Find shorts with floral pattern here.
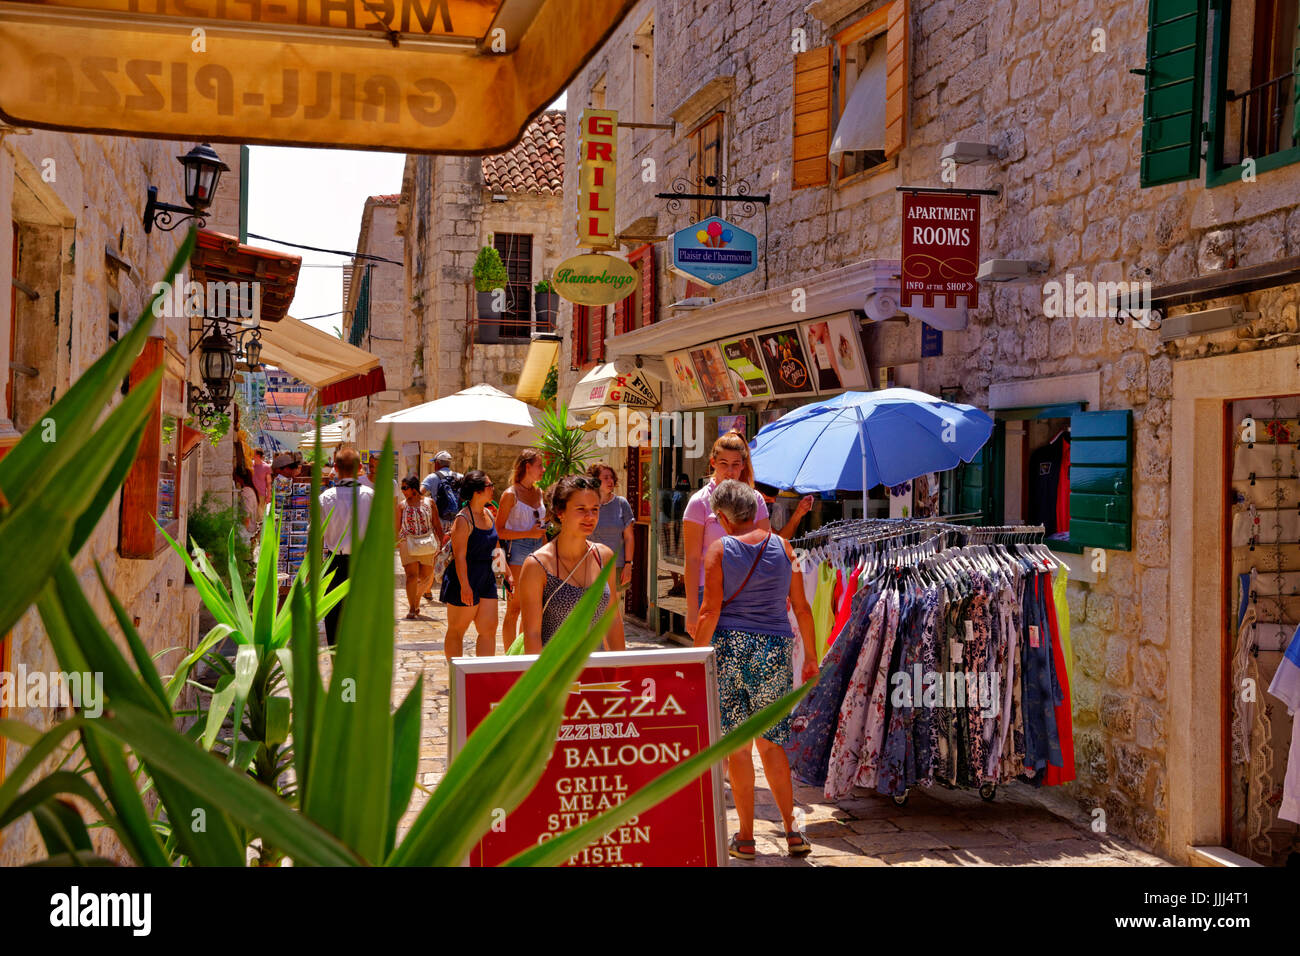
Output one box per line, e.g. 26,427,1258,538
711,627,795,745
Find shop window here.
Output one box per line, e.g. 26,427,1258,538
119,338,186,559
792,0,909,190
492,232,533,340
688,113,724,222
1141,0,1300,187
970,408,1133,553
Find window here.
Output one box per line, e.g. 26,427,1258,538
964,408,1133,553
1210,0,1300,182
688,113,724,222
617,244,657,334
492,232,533,340
1140,0,1300,186
792,0,909,189
572,304,589,367
634,15,655,124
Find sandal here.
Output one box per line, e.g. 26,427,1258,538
727,835,756,861
405,610,420,620
784,830,813,857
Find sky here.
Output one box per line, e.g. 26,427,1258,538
245,146,406,335
247,93,566,338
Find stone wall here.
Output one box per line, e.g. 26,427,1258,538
1,128,213,864
557,0,1300,859
344,199,406,451
400,146,565,482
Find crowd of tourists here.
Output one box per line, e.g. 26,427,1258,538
235,432,818,859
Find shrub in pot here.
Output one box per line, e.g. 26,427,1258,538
473,244,508,342
533,279,559,331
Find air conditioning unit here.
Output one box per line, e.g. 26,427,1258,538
1158,305,1258,342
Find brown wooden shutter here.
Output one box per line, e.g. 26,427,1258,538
592,306,606,362
614,294,629,335
627,243,657,328
884,0,909,159
793,45,833,189
572,304,589,366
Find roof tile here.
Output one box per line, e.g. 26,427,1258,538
482,110,565,196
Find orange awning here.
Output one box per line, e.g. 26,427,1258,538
258,316,386,405
0,0,637,153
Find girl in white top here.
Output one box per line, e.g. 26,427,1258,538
496,448,548,649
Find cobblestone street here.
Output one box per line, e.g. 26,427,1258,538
387,564,1167,867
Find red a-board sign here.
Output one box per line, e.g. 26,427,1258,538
900,191,981,309
450,648,726,867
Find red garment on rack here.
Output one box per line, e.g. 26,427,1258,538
1055,439,1071,535
827,566,861,648
1043,575,1076,785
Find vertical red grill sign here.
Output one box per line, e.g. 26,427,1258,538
451,649,726,866
900,192,981,308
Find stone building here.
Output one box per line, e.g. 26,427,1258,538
398,111,565,480
557,0,1300,865
341,194,406,453
0,129,247,863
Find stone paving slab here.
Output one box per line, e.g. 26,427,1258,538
386,558,1169,867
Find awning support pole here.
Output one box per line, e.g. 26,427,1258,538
856,405,869,517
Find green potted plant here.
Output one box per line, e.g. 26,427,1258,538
473,243,509,343
534,278,559,331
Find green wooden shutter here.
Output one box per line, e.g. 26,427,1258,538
958,420,1004,524
1068,410,1133,551
1139,0,1208,187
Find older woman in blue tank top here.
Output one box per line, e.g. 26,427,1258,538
694,479,818,861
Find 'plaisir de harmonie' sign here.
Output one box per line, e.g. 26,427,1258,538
900,192,981,308
451,649,726,867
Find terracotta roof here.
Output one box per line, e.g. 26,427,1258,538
368,194,401,205
264,390,309,408
482,110,565,196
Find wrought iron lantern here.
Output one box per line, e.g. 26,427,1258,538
143,143,230,234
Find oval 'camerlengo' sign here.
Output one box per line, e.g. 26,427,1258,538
553,253,638,307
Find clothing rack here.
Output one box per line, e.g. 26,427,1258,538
785,516,1073,807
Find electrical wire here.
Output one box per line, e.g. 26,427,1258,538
246,231,403,266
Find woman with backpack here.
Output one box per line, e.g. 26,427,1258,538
440,470,510,663
496,448,548,650
693,479,819,861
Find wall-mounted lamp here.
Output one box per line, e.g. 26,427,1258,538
940,141,1004,165
143,143,229,234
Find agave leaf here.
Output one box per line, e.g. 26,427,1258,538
226,525,256,641
26,852,118,867
301,435,396,863
164,622,234,706
159,523,242,637
94,562,170,713
0,718,88,821
289,582,323,808
0,368,162,640
225,645,260,767
32,798,94,858
0,229,195,516
504,682,812,867
202,675,238,752
98,696,363,866
388,560,617,867
265,695,291,749
386,674,423,859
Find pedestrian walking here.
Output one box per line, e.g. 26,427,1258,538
587,463,635,589
396,475,439,619
421,449,461,598
318,446,373,647
496,448,548,648
251,447,272,504
693,479,819,860
519,474,626,654
683,430,771,639
441,470,509,662
233,462,261,546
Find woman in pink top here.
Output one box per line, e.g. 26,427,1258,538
683,431,772,638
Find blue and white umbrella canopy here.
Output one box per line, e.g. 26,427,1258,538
750,388,994,493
